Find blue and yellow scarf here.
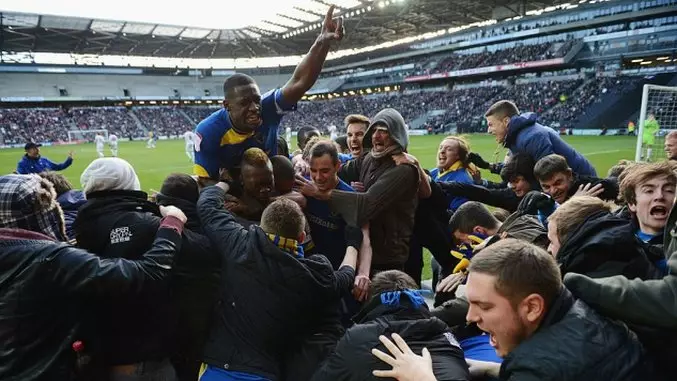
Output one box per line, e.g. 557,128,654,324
267,233,304,259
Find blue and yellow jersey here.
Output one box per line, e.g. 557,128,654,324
193,88,296,179
430,161,473,211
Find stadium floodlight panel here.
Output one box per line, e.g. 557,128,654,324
1,13,40,27
1,0,313,30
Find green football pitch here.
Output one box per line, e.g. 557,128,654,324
0,134,637,280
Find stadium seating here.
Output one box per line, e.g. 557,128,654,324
0,72,659,146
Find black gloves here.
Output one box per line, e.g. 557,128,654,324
345,225,363,250
468,152,491,169
517,191,556,216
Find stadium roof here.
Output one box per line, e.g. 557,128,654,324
1,0,571,60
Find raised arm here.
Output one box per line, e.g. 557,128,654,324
330,165,418,226
52,212,184,295
354,223,373,301
438,182,521,212
281,6,344,104
46,152,73,171
197,183,249,261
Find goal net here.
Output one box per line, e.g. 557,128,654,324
635,84,677,162
68,129,109,144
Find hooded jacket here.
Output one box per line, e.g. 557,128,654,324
556,212,662,280
198,186,354,381
501,287,649,381
505,113,597,177
565,202,677,380
334,108,420,268
312,292,470,381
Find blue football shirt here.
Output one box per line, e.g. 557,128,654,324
193,88,296,179
305,179,355,269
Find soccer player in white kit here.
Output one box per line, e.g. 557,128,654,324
109,134,119,157
184,130,195,162
94,134,106,158
328,124,338,140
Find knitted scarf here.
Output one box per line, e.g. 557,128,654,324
266,233,304,259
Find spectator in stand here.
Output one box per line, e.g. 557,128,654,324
485,100,597,177
312,270,470,381
373,239,650,381
0,173,185,381
533,154,618,204
38,171,86,242
17,143,73,175
665,130,677,161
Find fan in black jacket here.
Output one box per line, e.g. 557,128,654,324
0,174,185,381
198,184,358,381
155,173,220,381
312,270,470,381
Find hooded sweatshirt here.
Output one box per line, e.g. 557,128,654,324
504,113,597,177
333,108,419,269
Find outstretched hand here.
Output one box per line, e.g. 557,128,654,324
159,205,187,224
294,174,329,200
372,334,436,381
574,183,605,198
319,5,344,43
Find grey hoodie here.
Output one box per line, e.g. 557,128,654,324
362,108,409,152
331,108,419,269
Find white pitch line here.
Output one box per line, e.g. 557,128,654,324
582,149,625,156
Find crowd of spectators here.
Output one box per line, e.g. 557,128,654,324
0,74,657,146
542,76,642,128
71,107,143,139
134,107,193,137
434,41,566,73
0,108,72,145
181,106,219,124
280,91,446,132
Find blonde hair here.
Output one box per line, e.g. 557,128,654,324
548,196,611,242
441,135,478,173
620,161,677,205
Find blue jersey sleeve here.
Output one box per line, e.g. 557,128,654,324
47,156,73,171
193,111,227,179
260,89,296,158
261,89,297,125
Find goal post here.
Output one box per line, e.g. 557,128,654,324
68,129,109,143
635,84,677,162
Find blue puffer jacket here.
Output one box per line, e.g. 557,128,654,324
505,113,597,177
56,190,87,241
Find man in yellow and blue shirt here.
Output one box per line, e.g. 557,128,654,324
194,6,344,186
